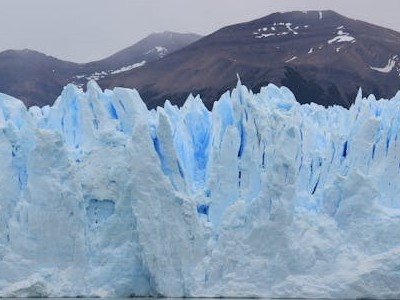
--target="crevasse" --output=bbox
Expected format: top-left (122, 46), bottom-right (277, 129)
top-left (1, 80), bottom-right (400, 298)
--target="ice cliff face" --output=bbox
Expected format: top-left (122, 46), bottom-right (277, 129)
top-left (1, 80), bottom-right (400, 298)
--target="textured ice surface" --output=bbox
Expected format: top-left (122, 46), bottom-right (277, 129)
top-left (1, 80), bottom-right (400, 298)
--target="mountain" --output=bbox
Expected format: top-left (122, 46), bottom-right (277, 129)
top-left (72, 31), bottom-right (202, 83)
top-left (1, 81), bottom-right (400, 297)
top-left (0, 32), bottom-right (201, 107)
top-left (100, 10), bottom-right (400, 109)
top-left (0, 49), bottom-right (78, 107)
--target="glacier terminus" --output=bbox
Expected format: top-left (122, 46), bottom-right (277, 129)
top-left (0, 80), bottom-right (400, 298)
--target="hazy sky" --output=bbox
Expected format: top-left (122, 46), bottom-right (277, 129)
top-left (1, 0), bottom-right (399, 63)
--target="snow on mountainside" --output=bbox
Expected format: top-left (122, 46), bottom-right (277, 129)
top-left (1, 81), bottom-right (400, 298)
top-left (100, 10), bottom-right (400, 110)
top-left (370, 55), bottom-right (399, 74)
top-left (73, 31), bottom-right (201, 84)
top-left (79, 60), bottom-right (147, 82)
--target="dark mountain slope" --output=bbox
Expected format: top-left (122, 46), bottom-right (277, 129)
top-left (0, 49), bottom-right (78, 106)
top-left (0, 32), bottom-right (201, 106)
top-left (100, 10), bottom-right (400, 109)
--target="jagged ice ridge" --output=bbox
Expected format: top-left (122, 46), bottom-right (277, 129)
top-left (0, 80), bottom-right (400, 298)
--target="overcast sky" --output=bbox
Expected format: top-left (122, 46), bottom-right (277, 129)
top-left (1, 0), bottom-right (399, 63)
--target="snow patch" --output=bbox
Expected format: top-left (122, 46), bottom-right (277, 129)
top-left (255, 33), bottom-right (275, 38)
top-left (370, 55), bottom-right (398, 73)
top-left (253, 22), bottom-right (308, 39)
top-left (85, 71), bottom-right (108, 81)
top-left (328, 27), bottom-right (356, 44)
top-left (73, 61), bottom-right (146, 81)
top-left (110, 60), bottom-right (146, 74)
top-left (285, 56), bottom-right (297, 63)
top-left (145, 46), bottom-right (168, 58)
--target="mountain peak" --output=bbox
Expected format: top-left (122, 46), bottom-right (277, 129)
top-left (0, 48), bottom-right (47, 58)
top-left (86, 31), bottom-right (202, 68)
top-left (0, 48), bottom-right (75, 65)
top-left (249, 10), bottom-right (349, 27)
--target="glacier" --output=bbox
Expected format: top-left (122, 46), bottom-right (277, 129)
top-left (1, 80), bottom-right (400, 298)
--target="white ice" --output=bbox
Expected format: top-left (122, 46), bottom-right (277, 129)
top-left (0, 81), bottom-right (400, 298)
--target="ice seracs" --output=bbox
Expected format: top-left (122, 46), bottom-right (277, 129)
top-left (1, 80), bottom-right (400, 298)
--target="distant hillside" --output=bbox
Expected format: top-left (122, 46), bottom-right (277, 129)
top-left (0, 32), bottom-right (201, 107)
top-left (0, 49), bottom-right (78, 107)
